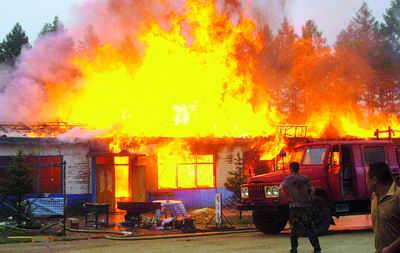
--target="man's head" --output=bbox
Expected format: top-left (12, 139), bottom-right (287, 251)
top-left (289, 162), bottom-right (300, 174)
top-left (366, 162), bottom-right (393, 192)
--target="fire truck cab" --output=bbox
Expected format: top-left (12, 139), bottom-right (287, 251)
top-left (239, 140), bottom-right (400, 235)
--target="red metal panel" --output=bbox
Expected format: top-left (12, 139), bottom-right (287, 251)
top-left (38, 157), bottom-right (61, 193)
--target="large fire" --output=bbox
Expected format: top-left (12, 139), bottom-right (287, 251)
top-left (36, 0), bottom-right (397, 141)
top-left (1, 1), bottom-right (399, 200)
top-left (54, 0), bottom-right (279, 138)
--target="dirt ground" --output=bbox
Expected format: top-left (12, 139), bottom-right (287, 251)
top-left (0, 229), bottom-right (374, 253)
top-left (0, 214), bottom-right (375, 253)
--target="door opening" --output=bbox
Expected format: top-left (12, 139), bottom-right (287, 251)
top-left (340, 145), bottom-right (355, 197)
top-left (95, 155), bottom-right (132, 212)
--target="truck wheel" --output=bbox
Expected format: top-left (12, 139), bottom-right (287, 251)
top-left (253, 208), bottom-right (288, 234)
top-left (300, 196), bottom-right (331, 236)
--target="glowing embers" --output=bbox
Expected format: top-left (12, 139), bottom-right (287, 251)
top-left (158, 154), bottom-right (214, 189)
top-left (114, 156), bottom-right (131, 202)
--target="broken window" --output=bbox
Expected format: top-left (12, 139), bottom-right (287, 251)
top-left (158, 155), bottom-right (214, 189)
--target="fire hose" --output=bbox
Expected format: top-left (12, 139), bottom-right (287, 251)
top-left (0, 222), bottom-right (131, 236)
top-left (0, 221), bottom-right (60, 233)
top-left (59, 222), bottom-right (132, 235)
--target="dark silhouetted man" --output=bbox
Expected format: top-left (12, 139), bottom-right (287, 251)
top-left (280, 161), bottom-right (321, 253)
top-left (367, 162), bottom-right (400, 253)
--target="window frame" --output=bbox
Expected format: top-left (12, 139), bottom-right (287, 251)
top-left (290, 147), bottom-right (305, 165)
top-left (301, 146), bottom-right (328, 166)
top-left (363, 146), bottom-right (387, 165)
top-left (158, 154), bottom-right (215, 190)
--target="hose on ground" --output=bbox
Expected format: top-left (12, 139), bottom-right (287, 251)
top-left (58, 222), bottom-right (131, 235)
top-left (0, 221), bottom-right (62, 232)
top-left (1, 222), bottom-right (130, 236)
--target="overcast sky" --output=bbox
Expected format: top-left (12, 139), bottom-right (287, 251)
top-left (0, 0), bottom-right (393, 45)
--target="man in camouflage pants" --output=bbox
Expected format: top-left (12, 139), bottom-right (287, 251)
top-left (280, 161), bottom-right (321, 253)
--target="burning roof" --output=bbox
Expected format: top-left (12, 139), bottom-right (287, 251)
top-left (0, 0), bottom-right (398, 154)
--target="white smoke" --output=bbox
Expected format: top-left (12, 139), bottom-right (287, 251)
top-left (251, 0), bottom-right (295, 30)
top-left (57, 127), bottom-right (107, 143)
top-left (0, 0), bottom-right (293, 126)
top-left (0, 32), bottom-right (78, 123)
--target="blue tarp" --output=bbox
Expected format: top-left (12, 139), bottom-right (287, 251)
top-left (28, 198), bottom-right (64, 217)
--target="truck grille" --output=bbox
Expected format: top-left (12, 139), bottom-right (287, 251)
top-left (248, 184), bottom-right (265, 199)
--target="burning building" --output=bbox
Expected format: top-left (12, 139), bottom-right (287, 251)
top-left (0, 0), bottom-right (399, 211)
top-left (0, 124), bottom-right (278, 210)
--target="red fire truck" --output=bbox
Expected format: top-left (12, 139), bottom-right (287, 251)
top-left (239, 140), bottom-right (400, 235)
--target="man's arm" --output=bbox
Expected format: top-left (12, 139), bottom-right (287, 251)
top-left (381, 238), bottom-right (400, 253)
top-left (279, 181), bottom-right (291, 202)
top-left (382, 194), bottom-right (400, 252)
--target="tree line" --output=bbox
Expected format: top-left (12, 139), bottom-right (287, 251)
top-left (248, 1), bottom-right (400, 126)
top-left (0, 16), bottom-right (63, 65)
top-left (0, 1), bottom-right (399, 126)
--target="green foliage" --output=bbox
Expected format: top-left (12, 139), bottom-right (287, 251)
top-left (381, 0), bottom-right (400, 51)
top-left (334, 2), bottom-right (397, 116)
top-left (377, 0), bottom-right (400, 115)
top-left (38, 16), bottom-right (64, 38)
top-left (336, 2), bottom-right (380, 61)
top-left (224, 153), bottom-right (246, 205)
top-left (0, 150), bottom-right (34, 198)
top-left (0, 23), bottom-right (29, 65)
top-left (0, 150), bottom-right (34, 226)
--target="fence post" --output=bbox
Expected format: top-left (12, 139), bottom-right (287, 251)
top-left (63, 160), bottom-right (67, 236)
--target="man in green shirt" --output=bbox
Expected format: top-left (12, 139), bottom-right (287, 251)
top-left (366, 162), bottom-right (400, 253)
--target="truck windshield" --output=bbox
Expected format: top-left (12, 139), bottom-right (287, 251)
top-left (302, 147), bottom-right (327, 165)
top-left (290, 148), bottom-right (304, 163)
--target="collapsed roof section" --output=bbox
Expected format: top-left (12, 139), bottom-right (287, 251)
top-left (0, 122), bottom-right (80, 137)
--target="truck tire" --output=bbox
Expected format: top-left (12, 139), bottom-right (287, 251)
top-left (300, 196), bottom-right (331, 236)
top-left (253, 208), bottom-right (288, 234)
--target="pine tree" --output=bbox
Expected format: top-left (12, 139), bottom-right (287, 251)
top-left (78, 25), bottom-right (101, 55)
top-left (381, 0), bottom-right (400, 53)
top-left (253, 24), bottom-right (279, 107)
top-left (274, 18), bottom-right (300, 122)
top-left (292, 20), bottom-right (331, 121)
top-left (0, 150), bottom-right (34, 226)
top-left (302, 20), bottom-right (327, 50)
top-left (0, 23), bottom-right (30, 65)
top-left (38, 16), bottom-right (65, 38)
top-left (224, 153), bottom-right (246, 205)
top-left (379, 0), bottom-right (400, 116)
top-left (335, 2), bottom-right (381, 116)
top-left (274, 17), bottom-right (297, 74)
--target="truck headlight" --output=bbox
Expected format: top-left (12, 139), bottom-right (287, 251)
top-left (265, 186), bottom-right (272, 197)
top-left (265, 186), bottom-right (279, 198)
top-left (271, 186), bottom-right (279, 197)
top-left (241, 187), bottom-right (249, 199)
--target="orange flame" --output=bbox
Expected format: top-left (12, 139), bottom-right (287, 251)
top-left (53, 0), bottom-right (280, 140)
top-left (37, 0), bottom-right (398, 166)
top-left (157, 140), bottom-right (214, 188)
top-left (114, 156), bottom-right (131, 207)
